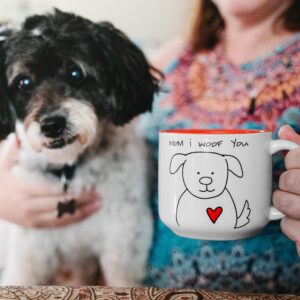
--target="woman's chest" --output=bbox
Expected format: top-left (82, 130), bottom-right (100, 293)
top-left (159, 50), bottom-right (300, 132)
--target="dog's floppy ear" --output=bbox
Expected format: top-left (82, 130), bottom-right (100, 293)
top-left (0, 30), bottom-right (15, 140)
top-left (170, 153), bottom-right (187, 174)
top-left (92, 22), bottom-right (161, 125)
top-left (224, 155), bottom-right (243, 178)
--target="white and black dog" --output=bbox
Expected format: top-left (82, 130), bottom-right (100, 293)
top-left (0, 9), bottom-right (160, 286)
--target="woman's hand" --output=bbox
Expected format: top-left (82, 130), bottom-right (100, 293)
top-left (0, 134), bottom-right (100, 228)
top-left (273, 125), bottom-right (300, 256)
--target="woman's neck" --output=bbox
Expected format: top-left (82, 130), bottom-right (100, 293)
top-left (222, 3), bottom-right (293, 64)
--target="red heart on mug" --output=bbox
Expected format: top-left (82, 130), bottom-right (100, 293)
top-left (207, 207), bottom-right (223, 223)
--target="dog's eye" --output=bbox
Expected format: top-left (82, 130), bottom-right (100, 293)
top-left (69, 67), bottom-right (85, 84)
top-left (197, 172), bottom-right (200, 175)
top-left (211, 172), bottom-right (214, 175)
top-left (18, 77), bottom-right (34, 92)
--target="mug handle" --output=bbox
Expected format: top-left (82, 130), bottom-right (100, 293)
top-left (269, 139), bottom-right (299, 220)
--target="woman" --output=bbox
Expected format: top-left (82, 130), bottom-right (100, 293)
top-left (139, 0), bottom-right (300, 293)
top-left (0, 0), bottom-right (300, 293)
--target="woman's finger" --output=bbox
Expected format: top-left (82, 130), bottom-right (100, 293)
top-left (65, 200), bottom-right (101, 225)
top-left (279, 169), bottom-right (300, 195)
top-left (273, 190), bottom-right (300, 220)
top-left (15, 183), bottom-right (61, 197)
top-left (284, 147), bottom-right (300, 169)
top-left (25, 194), bottom-right (71, 214)
top-left (278, 125), bottom-right (300, 144)
top-left (19, 180), bottom-right (99, 198)
top-left (28, 190), bottom-right (100, 214)
top-left (280, 217), bottom-right (300, 256)
top-left (278, 126), bottom-right (300, 169)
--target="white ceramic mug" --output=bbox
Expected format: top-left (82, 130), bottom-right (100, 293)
top-left (159, 129), bottom-right (298, 240)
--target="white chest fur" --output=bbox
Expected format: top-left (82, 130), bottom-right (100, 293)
top-left (0, 126), bottom-right (153, 286)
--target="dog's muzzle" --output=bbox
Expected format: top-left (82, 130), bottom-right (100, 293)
top-left (41, 116), bottom-right (66, 138)
top-left (39, 115), bottom-right (76, 149)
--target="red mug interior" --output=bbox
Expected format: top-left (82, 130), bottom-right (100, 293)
top-left (160, 129), bottom-right (272, 134)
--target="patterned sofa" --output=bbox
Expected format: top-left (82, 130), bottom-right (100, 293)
top-left (0, 286), bottom-right (298, 299)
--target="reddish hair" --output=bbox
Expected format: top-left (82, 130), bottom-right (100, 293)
top-left (190, 0), bottom-right (300, 52)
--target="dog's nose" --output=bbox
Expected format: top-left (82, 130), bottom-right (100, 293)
top-left (41, 116), bottom-right (66, 138)
top-left (199, 176), bottom-right (213, 185)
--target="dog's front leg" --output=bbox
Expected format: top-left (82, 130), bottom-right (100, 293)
top-left (100, 207), bottom-right (153, 287)
top-left (1, 228), bottom-right (58, 285)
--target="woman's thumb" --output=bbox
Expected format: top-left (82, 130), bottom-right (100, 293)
top-left (0, 133), bottom-right (20, 170)
top-left (278, 125), bottom-right (300, 145)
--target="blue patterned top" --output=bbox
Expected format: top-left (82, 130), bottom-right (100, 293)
top-left (139, 34), bottom-right (300, 294)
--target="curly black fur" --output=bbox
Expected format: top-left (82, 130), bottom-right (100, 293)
top-left (0, 35), bottom-right (15, 139)
top-left (0, 9), bottom-right (161, 138)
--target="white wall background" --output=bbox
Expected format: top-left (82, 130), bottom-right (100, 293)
top-left (0, 0), bottom-right (197, 46)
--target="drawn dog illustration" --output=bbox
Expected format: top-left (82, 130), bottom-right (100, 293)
top-left (170, 152), bottom-right (251, 229)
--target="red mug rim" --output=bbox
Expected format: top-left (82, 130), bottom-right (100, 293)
top-left (159, 129), bottom-right (272, 134)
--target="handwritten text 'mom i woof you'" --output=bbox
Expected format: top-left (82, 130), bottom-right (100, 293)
top-left (169, 138), bottom-right (249, 148)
